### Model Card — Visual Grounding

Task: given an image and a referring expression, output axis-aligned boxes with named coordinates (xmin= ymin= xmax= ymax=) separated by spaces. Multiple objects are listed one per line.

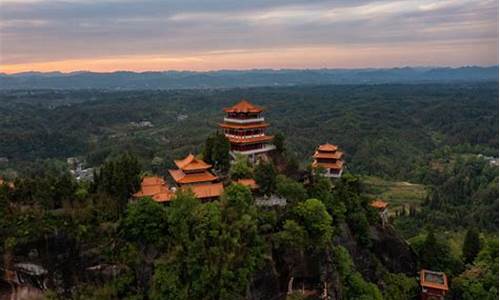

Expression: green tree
xmin=93 ymin=153 xmax=141 ymax=212
xmin=229 ymin=154 xmax=253 ymax=180
xmin=292 ymin=198 xmax=333 ymax=248
xmin=275 ymin=175 xmax=307 ymax=205
xmin=254 ymin=161 xmax=277 ymax=194
xmin=203 ymin=132 xmax=231 ymax=172
xmin=462 ymin=228 xmax=481 ymax=265
xmin=273 ymin=132 xmax=285 ymax=153
xmin=382 ymin=273 xmax=418 ymax=300
xmin=122 ymin=198 xmax=169 ymax=247
xmin=150 ymin=185 xmax=263 ymax=300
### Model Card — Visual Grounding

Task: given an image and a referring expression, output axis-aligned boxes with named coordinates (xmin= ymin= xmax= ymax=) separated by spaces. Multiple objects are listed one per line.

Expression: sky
xmin=0 ymin=0 xmax=498 ymax=73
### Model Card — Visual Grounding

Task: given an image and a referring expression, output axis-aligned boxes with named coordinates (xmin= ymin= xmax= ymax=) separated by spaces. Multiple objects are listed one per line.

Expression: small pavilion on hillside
xmin=370 ymin=199 xmax=389 ymax=227
xmin=419 ymin=269 xmax=448 ymax=300
xmin=133 ymin=176 xmax=173 ymax=203
xmin=312 ymin=143 xmax=345 ymax=178
xmin=168 ymin=153 xmax=224 ymax=201
xmin=219 ymin=99 xmax=275 ymax=162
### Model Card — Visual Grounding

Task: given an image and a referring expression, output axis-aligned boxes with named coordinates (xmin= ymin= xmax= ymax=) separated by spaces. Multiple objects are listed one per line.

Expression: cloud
xmin=0 ymin=0 xmax=497 ymax=70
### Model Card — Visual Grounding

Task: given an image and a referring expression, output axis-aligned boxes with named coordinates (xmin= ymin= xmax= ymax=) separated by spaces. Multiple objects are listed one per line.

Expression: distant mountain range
xmin=0 ymin=66 xmax=497 ymax=89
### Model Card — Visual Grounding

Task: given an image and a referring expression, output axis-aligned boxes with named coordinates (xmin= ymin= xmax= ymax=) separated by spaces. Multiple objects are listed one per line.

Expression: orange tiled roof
xmin=235 ymin=178 xmax=259 ymax=189
xmin=174 ymin=154 xmax=212 ymax=171
xmin=219 ymin=122 xmax=269 ymax=129
xmin=313 ymin=151 xmax=343 ymax=160
xmin=420 ymin=270 xmax=448 ymax=291
xmin=224 ymin=100 xmax=263 ymax=113
xmin=227 ymin=135 xmax=273 ymax=144
xmin=152 ymin=191 xmax=173 ymax=202
xmin=133 ymin=176 xmax=173 ymax=202
xmin=312 ymin=160 xmax=344 ymax=170
xmin=317 ymin=143 xmax=338 ymax=152
xmin=182 ymin=182 xmax=224 ymax=199
xmin=169 ymin=169 xmax=217 ymax=184
xmin=370 ymin=199 xmax=389 ymax=209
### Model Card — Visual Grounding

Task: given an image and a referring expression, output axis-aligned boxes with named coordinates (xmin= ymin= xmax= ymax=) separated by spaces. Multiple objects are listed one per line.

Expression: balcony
xmin=231 ymin=144 xmax=276 ymax=156
xmin=224 ymin=117 xmax=265 ymax=124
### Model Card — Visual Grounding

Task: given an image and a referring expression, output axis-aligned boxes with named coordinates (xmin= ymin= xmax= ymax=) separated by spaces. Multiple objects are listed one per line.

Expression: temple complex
xmin=419 ymin=270 xmax=448 ymax=300
xmin=312 ymin=143 xmax=344 ymax=178
xmin=219 ymin=99 xmax=275 ymax=162
xmin=133 ymin=176 xmax=172 ymax=203
xmin=168 ymin=153 xmax=224 ymax=200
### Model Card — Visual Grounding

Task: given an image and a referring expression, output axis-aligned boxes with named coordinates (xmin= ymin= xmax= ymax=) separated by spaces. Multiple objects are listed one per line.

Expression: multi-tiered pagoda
xmin=219 ymin=100 xmax=275 ymax=161
xmin=168 ymin=153 xmax=224 ymax=200
xmin=312 ymin=143 xmax=344 ymax=178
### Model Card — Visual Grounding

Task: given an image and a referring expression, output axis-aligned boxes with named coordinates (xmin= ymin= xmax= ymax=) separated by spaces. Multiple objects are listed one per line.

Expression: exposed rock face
xmin=3 ymin=219 xmax=416 ymax=299
xmin=369 ymin=225 xmax=418 ymax=275
xmin=248 ymin=222 xmax=418 ymax=300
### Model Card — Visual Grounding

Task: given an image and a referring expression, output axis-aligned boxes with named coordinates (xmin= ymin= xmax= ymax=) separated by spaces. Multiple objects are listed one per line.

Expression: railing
xmin=225 ymin=133 xmax=265 ymax=139
xmin=231 ymin=144 xmax=276 ymax=155
xmin=224 ymin=117 xmax=265 ymax=124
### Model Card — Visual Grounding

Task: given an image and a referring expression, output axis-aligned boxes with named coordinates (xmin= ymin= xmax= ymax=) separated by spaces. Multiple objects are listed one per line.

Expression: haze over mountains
xmin=0 ymin=66 xmax=497 ymax=90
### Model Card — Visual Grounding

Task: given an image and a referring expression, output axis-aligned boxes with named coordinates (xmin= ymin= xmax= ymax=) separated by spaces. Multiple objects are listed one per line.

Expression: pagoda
xmin=133 ymin=176 xmax=173 ymax=203
xmin=168 ymin=153 xmax=224 ymax=200
xmin=312 ymin=143 xmax=344 ymax=178
xmin=219 ymin=99 xmax=275 ymax=162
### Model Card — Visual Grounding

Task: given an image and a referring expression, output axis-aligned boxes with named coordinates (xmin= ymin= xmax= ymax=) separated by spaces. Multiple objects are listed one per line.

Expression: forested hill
xmin=0 ymin=66 xmax=498 ymax=89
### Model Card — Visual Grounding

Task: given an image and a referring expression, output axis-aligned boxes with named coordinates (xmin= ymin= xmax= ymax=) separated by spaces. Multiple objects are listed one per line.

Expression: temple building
xmin=419 ymin=270 xmax=448 ymax=300
xmin=234 ymin=178 xmax=259 ymax=191
xmin=219 ymin=99 xmax=275 ymax=162
xmin=312 ymin=143 xmax=344 ymax=178
xmin=133 ymin=176 xmax=172 ymax=203
xmin=168 ymin=153 xmax=224 ymax=200
xmin=370 ymin=199 xmax=389 ymax=227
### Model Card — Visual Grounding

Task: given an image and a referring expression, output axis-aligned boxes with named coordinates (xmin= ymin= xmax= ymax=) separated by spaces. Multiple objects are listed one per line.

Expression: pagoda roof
xmin=182 ymin=182 xmax=224 ymax=199
xmin=420 ymin=270 xmax=448 ymax=291
xmin=312 ymin=160 xmax=344 ymax=170
xmin=317 ymin=143 xmax=338 ymax=152
xmin=227 ymin=135 xmax=273 ymax=145
xmin=370 ymin=199 xmax=389 ymax=209
xmin=219 ymin=122 xmax=269 ymax=129
xmin=169 ymin=169 xmax=218 ymax=184
xmin=174 ymin=154 xmax=212 ymax=171
xmin=235 ymin=178 xmax=259 ymax=190
xmin=224 ymin=100 xmax=263 ymax=113
xmin=313 ymin=151 xmax=343 ymax=160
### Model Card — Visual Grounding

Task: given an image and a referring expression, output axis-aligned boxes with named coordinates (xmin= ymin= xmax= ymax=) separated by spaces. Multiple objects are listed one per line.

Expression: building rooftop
xmin=174 ymin=154 xmax=212 ymax=171
xmin=169 ymin=169 xmax=218 ymax=184
xmin=235 ymin=178 xmax=259 ymax=190
xmin=224 ymin=100 xmax=264 ymax=113
xmin=133 ymin=176 xmax=173 ymax=202
xmin=317 ymin=143 xmax=338 ymax=152
xmin=182 ymin=182 xmax=224 ymax=199
xmin=370 ymin=199 xmax=389 ymax=209
xmin=420 ymin=270 xmax=448 ymax=291
xmin=313 ymin=150 xmax=343 ymax=160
